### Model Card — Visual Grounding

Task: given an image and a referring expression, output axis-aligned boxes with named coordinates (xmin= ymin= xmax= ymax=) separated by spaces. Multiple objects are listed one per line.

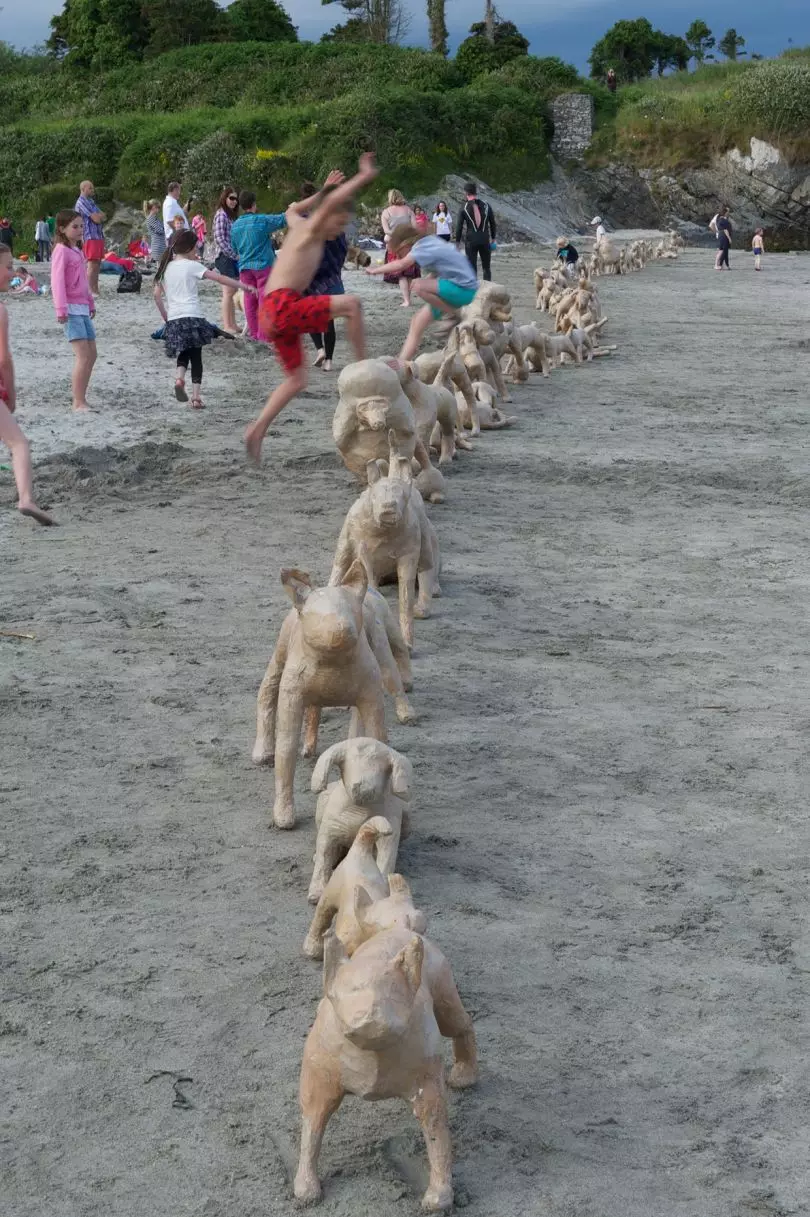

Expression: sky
xmin=6 ymin=0 xmax=810 ymax=72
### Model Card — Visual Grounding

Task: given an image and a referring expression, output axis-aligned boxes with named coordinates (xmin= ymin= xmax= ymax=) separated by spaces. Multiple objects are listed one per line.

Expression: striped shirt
xmin=146 ymin=213 xmax=166 ymax=258
xmin=74 ymin=194 xmax=104 ymax=242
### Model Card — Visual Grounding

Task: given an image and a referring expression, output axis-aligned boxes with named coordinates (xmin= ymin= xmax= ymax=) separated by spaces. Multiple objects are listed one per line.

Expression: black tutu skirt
xmin=163 ymin=316 xmax=220 ymax=356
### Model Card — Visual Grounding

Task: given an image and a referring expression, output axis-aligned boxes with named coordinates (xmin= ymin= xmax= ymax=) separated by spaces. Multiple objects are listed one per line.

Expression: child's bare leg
xmin=399 ymin=303 xmax=436 ymax=363
xmin=331 ymin=295 xmax=365 ymax=362
xmin=0 ymin=402 xmax=54 ymax=525
xmin=71 ymin=339 xmax=97 ymax=411
xmin=245 ymin=365 xmax=308 ymax=465
xmin=399 ymin=277 xmax=411 ymax=306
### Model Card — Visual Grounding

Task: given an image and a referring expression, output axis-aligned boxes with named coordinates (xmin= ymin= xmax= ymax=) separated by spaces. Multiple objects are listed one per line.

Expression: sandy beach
xmin=3 ymin=241 xmax=810 ymax=1217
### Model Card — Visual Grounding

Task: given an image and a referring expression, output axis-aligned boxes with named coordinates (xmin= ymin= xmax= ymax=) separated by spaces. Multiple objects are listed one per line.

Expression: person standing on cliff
xmin=455 ymin=182 xmax=496 ymax=282
xmin=606 ymin=69 xmax=617 ymax=94
xmin=74 ymin=180 xmax=106 ymax=297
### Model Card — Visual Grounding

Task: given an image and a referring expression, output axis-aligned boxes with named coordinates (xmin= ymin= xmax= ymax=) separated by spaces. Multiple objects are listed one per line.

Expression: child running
xmin=244 ymin=151 xmax=378 ymax=464
xmin=51 ymin=210 xmax=98 ymax=412
xmin=153 ymin=229 xmax=250 ymax=409
xmin=366 ymin=223 xmax=478 ymax=361
xmin=0 ymin=245 xmax=55 ymax=525
xmin=752 ymin=228 xmax=765 ymax=272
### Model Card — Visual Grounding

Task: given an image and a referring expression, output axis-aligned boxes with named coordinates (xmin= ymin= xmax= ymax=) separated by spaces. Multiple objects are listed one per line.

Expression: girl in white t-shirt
xmin=153 ymin=230 xmax=248 ymax=408
xmin=432 ymin=200 xmax=453 ymax=241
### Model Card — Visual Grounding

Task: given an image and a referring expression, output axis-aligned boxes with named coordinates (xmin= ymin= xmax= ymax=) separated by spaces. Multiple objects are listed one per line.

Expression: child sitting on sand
xmin=367 ymin=223 xmax=478 ymax=361
xmin=243 ymin=152 xmax=378 ymax=465
xmin=0 ymin=245 xmax=54 ymax=525
xmin=152 ymin=229 xmax=248 ymax=409
xmin=752 ymin=229 xmax=765 ymax=272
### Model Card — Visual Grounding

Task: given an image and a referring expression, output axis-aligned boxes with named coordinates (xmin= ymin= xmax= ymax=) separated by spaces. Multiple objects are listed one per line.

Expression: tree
xmin=652 ymin=31 xmax=690 ymax=76
xmin=588 ymin=17 xmax=658 ymax=83
xmin=141 ymin=0 xmax=224 ymax=55
xmin=455 ymin=15 xmax=529 ymax=78
xmin=427 ymin=0 xmax=448 ymax=57
xmin=320 ymin=0 xmax=410 ymax=44
xmin=225 ymin=0 xmax=297 ymax=42
xmin=48 ymin=0 xmax=150 ymax=67
xmin=684 ymin=19 xmax=715 ymax=66
xmin=718 ymin=27 xmax=746 ymax=60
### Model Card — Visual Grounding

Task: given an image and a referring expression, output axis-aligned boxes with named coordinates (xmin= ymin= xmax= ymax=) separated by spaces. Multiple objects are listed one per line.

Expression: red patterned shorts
xmin=259 ymin=288 xmax=333 ymax=374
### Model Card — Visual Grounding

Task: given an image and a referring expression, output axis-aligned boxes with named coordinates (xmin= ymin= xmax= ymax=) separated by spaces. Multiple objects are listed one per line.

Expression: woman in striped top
xmin=213 ymin=186 xmax=240 ymax=335
xmin=144 ymin=200 xmax=166 ymax=262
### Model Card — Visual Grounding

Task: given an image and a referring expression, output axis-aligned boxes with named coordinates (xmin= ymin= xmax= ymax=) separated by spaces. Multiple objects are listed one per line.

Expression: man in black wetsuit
xmin=454 ymin=182 xmax=496 ymax=281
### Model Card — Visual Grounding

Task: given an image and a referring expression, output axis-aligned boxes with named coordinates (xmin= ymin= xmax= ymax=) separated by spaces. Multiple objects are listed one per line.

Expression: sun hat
xmin=590 ymin=216 xmax=602 ymax=225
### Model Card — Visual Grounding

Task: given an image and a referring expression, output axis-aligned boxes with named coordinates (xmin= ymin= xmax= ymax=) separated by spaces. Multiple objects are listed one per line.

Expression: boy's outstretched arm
xmin=287 ymin=170 xmax=345 ymax=217
xmin=313 ymin=153 xmax=378 ymax=224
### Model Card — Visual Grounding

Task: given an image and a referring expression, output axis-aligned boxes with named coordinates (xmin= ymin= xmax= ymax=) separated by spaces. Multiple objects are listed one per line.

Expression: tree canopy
xmin=685 ymin=19 xmax=715 ymax=65
xmin=718 ymin=28 xmax=746 ymax=60
xmin=48 ymin=0 xmax=297 ymax=66
xmin=588 ymin=18 xmax=660 ymax=83
xmin=455 ymin=16 xmax=529 ymax=79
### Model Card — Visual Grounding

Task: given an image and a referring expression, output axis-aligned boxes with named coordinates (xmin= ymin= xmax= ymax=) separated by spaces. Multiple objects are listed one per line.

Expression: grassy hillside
xmin=592 ymin=49 xmax=810 ymax=168
xmin=0 ymin=42 xmax=606 ymax=252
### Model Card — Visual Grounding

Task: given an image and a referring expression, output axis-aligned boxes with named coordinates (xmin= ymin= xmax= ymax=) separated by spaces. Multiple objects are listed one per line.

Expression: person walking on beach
xmin=433 ymin=201 xmax=453 ymax=241
xmin=367 ymin=221 xmax=478 ymax=361
xmin=162 ymin=182 xmax=190 ymax=241
xmin=752 ymin=228 xmax=765 ymax=272
xmin=153 ymin=229 xmax=249 ymax=410
xmin=50 ymin=210 xmax=98 ymax=413
xmin=74 ymin=180 xmax=106 ymax=296
xmin=230 ymin=191 xmax=287 ymax=341
xmin=714 ymin=206 xmax=732 ymax=270
xmin=0 ymin=244 xmax=55 ymax=525
xmin=455 ymin=182 xmax=496 ymax=281
xmin=244 ymin=153 xmax=378 ymax=464
xmin=35 ymin=218 xmax=51 ymax=263
xmin=213 ymin=186 xmax=241 ymax=335
xmin=381 ymin=190 xmax=419 ymax=307
xmin=144 ymin=199 xmax=166 ymax=262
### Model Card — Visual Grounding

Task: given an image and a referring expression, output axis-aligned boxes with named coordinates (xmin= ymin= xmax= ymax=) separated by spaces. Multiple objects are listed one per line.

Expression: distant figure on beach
xmin=0 ymin=243 xmax=55 ymax=525
xmin=713 ymin=206 xmax=732 ymax=271
xmin=433 ymin=201 xmax=453 ymax=242
xmin=590 ymin=216 xmax=607 ymax=244
xmin=74 ymin=180 xmax=106 ymax=297
xmin=35 ymin=218 xmax=51 ymax=263
xmin=50 ymin=210 xmax=98 ymax=413
xmin=412 ymin=205 xmax=430 ymax=234
xmin=0 ymin=218 xmax=16 ymax=256
xmin=230 ymin=190 xmax=287 ymax=341
xmin=381 ymin=190 xmax=419 ymax=307
xmin=162 ymin=182 xmax=190 ymax=241
xmin=144 ymin=199 xmax=166 ymax=262
xmin=191 ymin=212 xmax=207 ymax=256
xmin=556 ymin=236 xmax=579 ymax=272
xmin=455 ymin=182 xmax=496 ymax=282
xmin=213 ymin=186 xmax=241 ymax=335
xmin=752 ymin=228 xmax=765 ymax=271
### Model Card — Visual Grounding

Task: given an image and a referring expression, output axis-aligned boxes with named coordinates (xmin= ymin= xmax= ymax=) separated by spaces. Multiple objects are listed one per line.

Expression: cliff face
xmin=572 ymin=139 xmax=810 ymax=247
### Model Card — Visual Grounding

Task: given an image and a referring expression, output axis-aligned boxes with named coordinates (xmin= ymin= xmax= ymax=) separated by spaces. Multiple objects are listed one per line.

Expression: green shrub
xmin=730 ymin=60 xmax=810 ymax=131
xmin=180 ymin=129 xmax=252 ymax=205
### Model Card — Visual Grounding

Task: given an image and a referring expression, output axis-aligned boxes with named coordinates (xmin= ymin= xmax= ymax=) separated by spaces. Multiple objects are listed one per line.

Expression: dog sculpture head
xmin=324 ymin=929 xmax=424 ymax=1049
xmin=282 ymin=563 xmax=367 ymax=655
xmin=312 ymin=738 xmax=412 ymax=807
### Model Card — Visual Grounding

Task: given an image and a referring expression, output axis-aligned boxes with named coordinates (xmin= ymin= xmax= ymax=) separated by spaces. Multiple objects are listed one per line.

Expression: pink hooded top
xmin=51 ymin=243 xmax=94 ymax=317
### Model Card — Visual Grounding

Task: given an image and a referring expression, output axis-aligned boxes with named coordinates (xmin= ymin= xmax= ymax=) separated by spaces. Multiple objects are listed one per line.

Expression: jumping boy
xmin=367 ymin=223 xmax=479 ymax=362
xmin=244 ymin=152 xmax=378 ymax=464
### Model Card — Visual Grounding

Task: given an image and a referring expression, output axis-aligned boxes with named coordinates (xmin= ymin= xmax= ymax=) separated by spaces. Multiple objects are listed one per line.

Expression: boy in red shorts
xmin=245 ymin=152 xmax=378 ymax=464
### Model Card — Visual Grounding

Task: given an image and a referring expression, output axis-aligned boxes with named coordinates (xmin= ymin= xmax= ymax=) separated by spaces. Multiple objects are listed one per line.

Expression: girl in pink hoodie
xmin=51 ymin=210 xmax=97 ymax=411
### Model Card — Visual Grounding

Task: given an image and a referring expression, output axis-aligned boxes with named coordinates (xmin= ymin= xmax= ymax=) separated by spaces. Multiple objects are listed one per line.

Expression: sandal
xmin=190 ymin=395 xmax=205 ymax=410
xmin=313 ymin=349 xmax=326 ymax=367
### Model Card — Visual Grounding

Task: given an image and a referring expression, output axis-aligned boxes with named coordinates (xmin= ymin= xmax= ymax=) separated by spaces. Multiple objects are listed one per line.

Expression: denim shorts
xmin=65 ymin=314 xmax=96 ymax=342
xmin=431 ymin=279 xmax=477 ymax=320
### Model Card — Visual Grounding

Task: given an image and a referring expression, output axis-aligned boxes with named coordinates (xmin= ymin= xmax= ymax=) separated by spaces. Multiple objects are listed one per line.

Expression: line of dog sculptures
xmin=251 ymin=230 xmax=683 ymax=1211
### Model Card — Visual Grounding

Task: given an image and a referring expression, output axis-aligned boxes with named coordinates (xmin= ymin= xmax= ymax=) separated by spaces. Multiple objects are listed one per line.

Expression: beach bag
xmin=117 ymin=268 xmax=142 ymax=294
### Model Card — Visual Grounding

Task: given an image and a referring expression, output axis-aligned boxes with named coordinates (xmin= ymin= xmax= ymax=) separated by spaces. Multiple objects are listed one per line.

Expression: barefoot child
xmin=51 ymin=210 xmax=97 ymax=412
xmin=366 ymin=224 xmax=478 ymax=361
xmin=0 ymin=246 xmax=55 ymax=525
xmin=244 ymin=152 xmax=378 ymax=463
xmin=752 ymin=228 xmax=765 ymax=271
xmin=153 ymin=229 xmax=250 ymax=409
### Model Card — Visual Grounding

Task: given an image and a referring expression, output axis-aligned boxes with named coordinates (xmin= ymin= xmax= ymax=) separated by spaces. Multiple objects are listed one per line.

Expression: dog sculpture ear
xmin=367 ymin=458 xmax=384 ymax=485
xmin=389 ymin=751 xmax=413 ymax=800
xmin=392 ymin=936 xmax=424 ymax=994
xmin=341 ymin=557 xmax=368 ymax=601
xmin=311 ymin=741 xmax=348 ymax=793
xmin=353 ymin=884 xmax=374 ymax=927
xmin=323 ymin=929 xmax=349 ymax=996
xmin=281 ymin=568 xmax=312 ymax=610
